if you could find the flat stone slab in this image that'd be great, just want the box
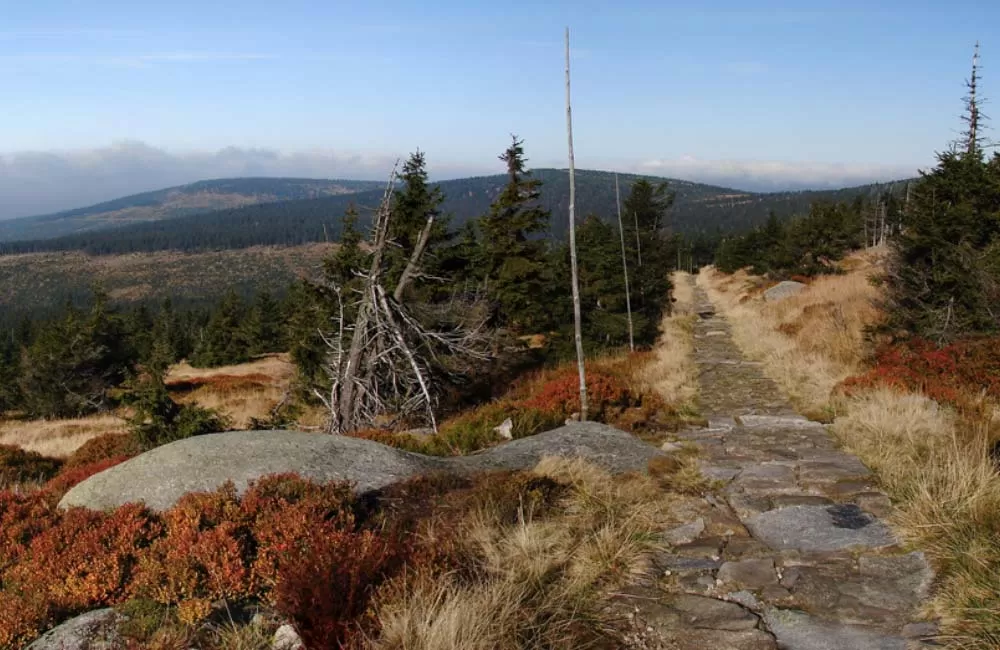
[745,505,897,552]
[672,594,759,630]
[763,609,907,650]
[718,558,779,589]
[677,629,777,650]
[61,423,663,511]
[737,415,825,430]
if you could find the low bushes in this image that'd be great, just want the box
[346,358,673,457]
[0,455,691,649]
[840,337,1000,417]
[0,445,63,487]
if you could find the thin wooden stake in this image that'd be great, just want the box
[615,173,635,352]
[565,27,589,421]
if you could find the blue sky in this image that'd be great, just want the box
[0,0,995,217]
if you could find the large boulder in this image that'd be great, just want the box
[763,280,806,302]
[60,422,663,512]
[26,608,121,650]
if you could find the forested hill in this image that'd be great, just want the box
[0,178,385,243]
[0,170,913,256]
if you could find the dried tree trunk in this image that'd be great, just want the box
[565,27,589,421]
[393,214,436,303]
[615,173,635,352]
[333,168,397,432]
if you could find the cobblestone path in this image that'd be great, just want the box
[622,279,937,650]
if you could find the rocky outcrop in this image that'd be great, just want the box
[59,422,663,512]
[763,280,806,302]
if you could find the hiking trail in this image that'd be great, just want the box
[621,278,937,650]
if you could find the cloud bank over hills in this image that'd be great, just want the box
[0,141,921,220]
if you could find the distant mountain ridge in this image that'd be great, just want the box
[0,178,385,242]
[0,171,915,255]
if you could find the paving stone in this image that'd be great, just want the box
[674,536,726,558]
[825,479,878,498]
[727,493,773,519]
[763,609,908,650]
[665,518,706,545]
[723,537,773,560]
[799,459,872,483]
[675,629,778,650]
[704,509,749,537]
[901,622,939,639]
[853,492,894,518]
[718,558,778,589]
[655,554,722,573]
[701,464,742,482]
[746,505,897,552]
[672,594,760,630]
[770,494,834,508]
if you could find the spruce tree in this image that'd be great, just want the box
[0,332,21,414]
[191,291,251,367]
[479,136,552,332]
[246,290,284,355]
[387,151,449,298]
[884,47,1000,341]
[622,179,674,343]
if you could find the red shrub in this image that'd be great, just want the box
[43,456,132,502]
[5,504,159,611]
[65,434,139,469]
[522,367,639,419]
[840,337,1000,414]
[0,490,58,571]
[269,529,408,649]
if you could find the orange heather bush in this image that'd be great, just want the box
[42,456,133,502]
[270,530,408,649]
[64,433,140,469]
[521,366,640,420]
[840,337,1000,417]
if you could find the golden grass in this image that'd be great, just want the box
[697,251,883,417]
[166,354,296,429]
[369,458,683,649]
[0,414,125,458]
[636,272,699,413]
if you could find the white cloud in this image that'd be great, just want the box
[0,141,925,220]
[0,141,403,219]
[633,157,920,192]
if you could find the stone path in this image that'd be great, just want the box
[621,280,937,650]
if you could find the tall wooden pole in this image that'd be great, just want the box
[615,173,635,352]
[565,27,589,421]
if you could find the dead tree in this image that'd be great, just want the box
[964,41,983,155]
[565,27,589,421]
[317,166,492,434]
[615,173,635,351]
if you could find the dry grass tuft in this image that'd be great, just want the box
[635,272,699,413]
[369,458,682,649]
[0,415,125,458]
[698,252,882,417]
